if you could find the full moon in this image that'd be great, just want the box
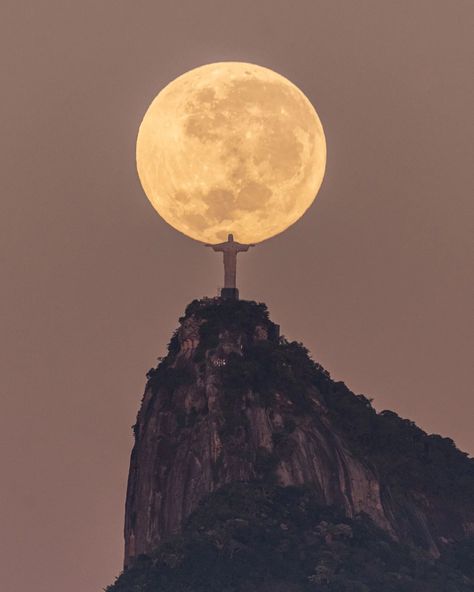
[136,62,326,244]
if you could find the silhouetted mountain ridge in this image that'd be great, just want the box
[107,298,474,591]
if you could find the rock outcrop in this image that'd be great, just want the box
[123,298,474,570]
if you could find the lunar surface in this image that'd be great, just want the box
[136,62,326,244]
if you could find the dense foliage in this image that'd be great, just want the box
[185,298,274,360]
[107,483,474,592]
[321,382,474,500]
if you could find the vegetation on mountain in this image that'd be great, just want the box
[107,483,474,592]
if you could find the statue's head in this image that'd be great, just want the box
[228,233,234,242]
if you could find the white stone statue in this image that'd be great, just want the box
[205,233,254,293]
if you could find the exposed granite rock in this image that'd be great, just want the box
[123,298,474,568]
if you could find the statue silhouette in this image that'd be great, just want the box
[205,233,254,298]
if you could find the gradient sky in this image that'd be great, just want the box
[1,2,473,591]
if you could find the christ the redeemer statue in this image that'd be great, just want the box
[205,233,254,300]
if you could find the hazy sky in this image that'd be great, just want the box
[1,1,473,591]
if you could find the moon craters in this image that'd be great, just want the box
[136,62,326,243]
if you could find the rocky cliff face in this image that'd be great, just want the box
[123,298,474,570]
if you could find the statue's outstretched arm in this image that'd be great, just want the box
[235,243,255,252]
[204,242,225,251]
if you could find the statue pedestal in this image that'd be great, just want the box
[220,288,239,300]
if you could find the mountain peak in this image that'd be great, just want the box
[115,299,474,590]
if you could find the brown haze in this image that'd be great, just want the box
[0,1,473,591]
